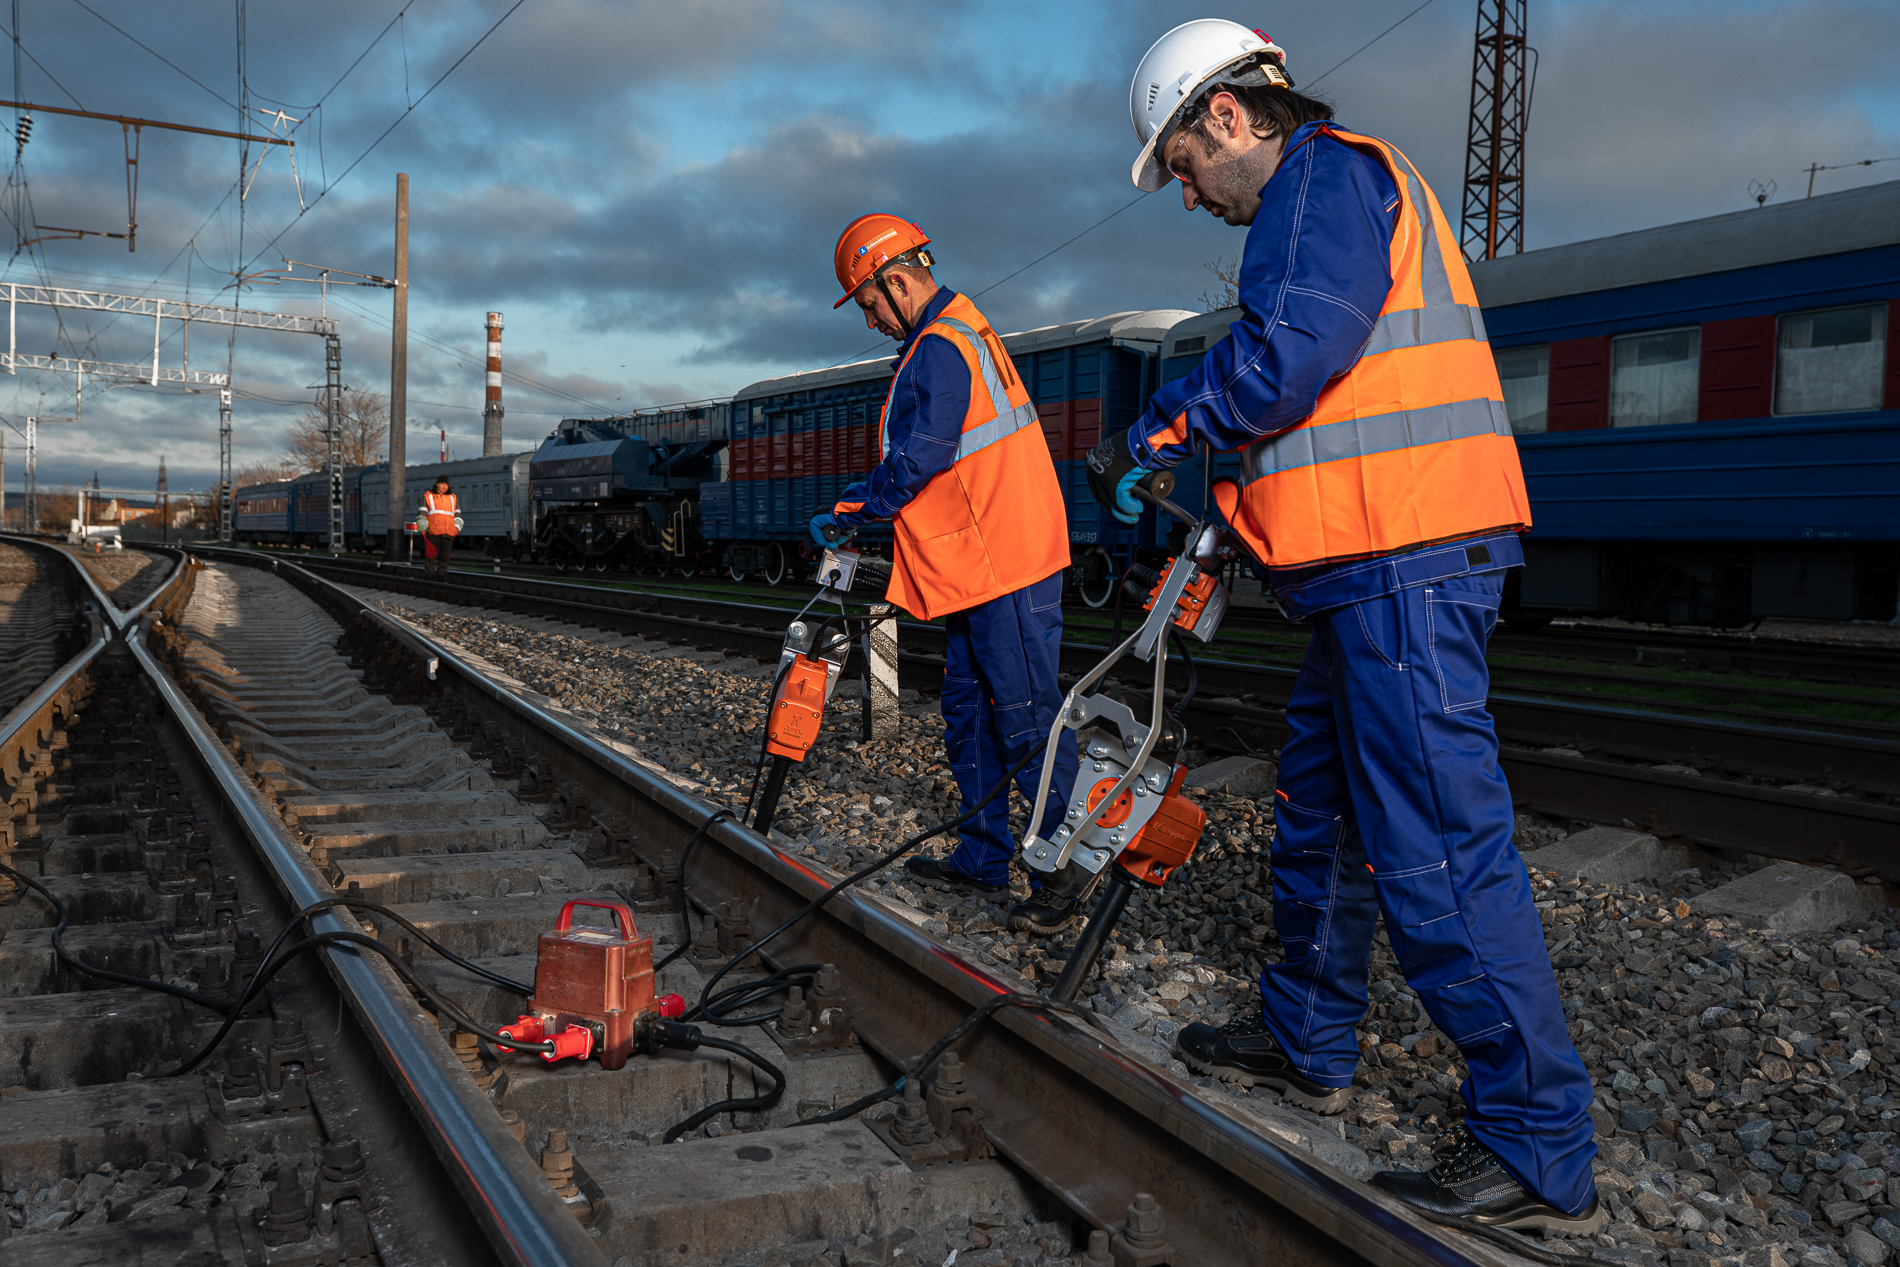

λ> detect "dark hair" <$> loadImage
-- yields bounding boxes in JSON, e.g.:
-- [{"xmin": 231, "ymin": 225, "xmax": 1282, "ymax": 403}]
[{"xmin": 1182, "ymin": 83, "xmax": 1334, "ymax": 152}]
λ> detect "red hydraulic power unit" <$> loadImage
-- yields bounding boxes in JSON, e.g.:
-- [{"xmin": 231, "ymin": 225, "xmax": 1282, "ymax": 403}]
[{"xmin": 499, "ymin": 899, "xmax": 683, "ymax": 1070}]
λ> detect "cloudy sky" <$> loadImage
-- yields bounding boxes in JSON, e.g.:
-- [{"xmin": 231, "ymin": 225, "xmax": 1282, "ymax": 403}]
[{"xmin": 2, "ymin": 0, "xmax": 1896, "ymax": 496}]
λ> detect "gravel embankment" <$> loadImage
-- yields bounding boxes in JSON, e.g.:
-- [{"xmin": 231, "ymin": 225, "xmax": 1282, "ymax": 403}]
[{"xmin": 377, "ymin": 600, "xmax": 1900, "ymax": 1267}]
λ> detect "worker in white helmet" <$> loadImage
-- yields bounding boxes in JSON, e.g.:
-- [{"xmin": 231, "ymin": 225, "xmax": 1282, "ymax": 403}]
[{"xmin": 1090, "ymin": 19, "xmax": 1600, "ymax": 1235}]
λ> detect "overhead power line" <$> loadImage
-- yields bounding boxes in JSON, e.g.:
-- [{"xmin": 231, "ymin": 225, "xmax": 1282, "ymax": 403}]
[
  {"xmin": 236, "ymin": 0, "xmax": 526, "ymax": 277},
  {"xmin": 68, "ymin": 0, "xmax": 237, "ymax": 111}
]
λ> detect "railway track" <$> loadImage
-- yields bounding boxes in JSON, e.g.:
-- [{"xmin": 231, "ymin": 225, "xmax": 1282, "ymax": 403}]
[
  {"xmin": 223, "ymin": 550, "xmax": 1900, "ymax": 883},
  {"xmin": 0, "ymin": 536, "xmax": 1539, "ymax": 1266}
]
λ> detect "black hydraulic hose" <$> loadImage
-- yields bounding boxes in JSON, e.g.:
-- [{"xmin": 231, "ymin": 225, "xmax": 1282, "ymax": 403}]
[
  {"xmin": 162, "ymin": 928, "xmax": 556, "ymax": 1080},
  {"xmin": 693, "ymin": 743, "xmax": 1043, "ymax": 1028},
  {"xmin": 0, "ymin": 860, "xmax": 236, "ymax": 1015},
  {"xmin": 681, "ymin": 963, "xmax": 818, "ymax": 1027},
  {"xmin": 296, "ymin": 895, "xmax": 535, "ymax": 994},
  {"xmin": 659, "ymin": 1032, "xmax": 788, "ymax": 1143},
  {"xmin": 1169, "ymin": 628, "xmax": 1200, "ymax": 719},
  {"xmin": 654, "ymin": 810, "xmax": 736, "ymax": 974},
  {"xmin": 799, "ymin": 992, "xmax": 1109, "ymax": 1126}
]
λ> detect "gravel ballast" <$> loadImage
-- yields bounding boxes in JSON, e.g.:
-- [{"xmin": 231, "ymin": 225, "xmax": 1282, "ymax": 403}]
[{"xmin": 357, "ymin": 593, "xmax": 1900, "ymax": 1267}]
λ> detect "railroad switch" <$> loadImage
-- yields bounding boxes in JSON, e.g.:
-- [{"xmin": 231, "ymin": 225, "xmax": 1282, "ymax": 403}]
[
  {"xmin": 869, "ymin": 1052, "xmax": 991, "ymax": 1166},
  {"xmin": 501, "ymin": 899, "xmax": 685, "ymax": 1070},
  {"xmin": 772, "ymin": 964, "xmax": 856, "ymax": 1054},
  {"xmin": 1109, "ymin": 1192, "xmax": 1176, "ymax": 1267}
]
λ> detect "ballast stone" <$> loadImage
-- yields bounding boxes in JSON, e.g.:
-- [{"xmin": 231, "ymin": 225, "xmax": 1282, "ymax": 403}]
[
  {"xmin": 1184, "ymin": 756, "xmax": 1278, "ymax": 798},
  {"xmin": 1691, "ymin": 862, "xmax": 1886, "ymax": 934},
  {"xmin": 1518, "ymin": 826, "xmax": 1687, "ymax": 886}
]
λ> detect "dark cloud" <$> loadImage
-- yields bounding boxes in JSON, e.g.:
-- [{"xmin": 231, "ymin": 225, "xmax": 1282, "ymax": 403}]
[{"xmin": 5, "ymin": 0, "xmax": 1897, "ymax": 493}]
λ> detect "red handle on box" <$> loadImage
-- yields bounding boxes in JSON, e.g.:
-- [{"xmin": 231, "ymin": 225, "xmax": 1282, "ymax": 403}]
[{"xmin": 555, "ymin": 899, "xmax": 635, "ymax": 940}]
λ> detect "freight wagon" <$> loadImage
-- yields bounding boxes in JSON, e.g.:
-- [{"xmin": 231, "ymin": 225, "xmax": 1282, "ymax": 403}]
[{"xmin": 1472, "ymin": 177, "xmax": 1900, "ymax": 625}]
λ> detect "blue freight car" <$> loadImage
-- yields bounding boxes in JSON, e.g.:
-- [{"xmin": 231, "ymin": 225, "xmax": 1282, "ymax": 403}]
[
  {"xmin": 721, "ymin": 309, "xmax": 1193, "ymax": 598},
  {"xmin": 1472, "ymin": 178, "xmax": 1900, "ymax": 624}
]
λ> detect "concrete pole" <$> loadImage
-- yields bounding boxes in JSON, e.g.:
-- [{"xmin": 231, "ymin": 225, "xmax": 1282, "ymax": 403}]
[
  {"xmin": 482, "ymin": 311, "xmax": 504, "ymax": 456},
  {"xmin": 386, "ymin": 172, "xmax": 409, "ymax": 560}
]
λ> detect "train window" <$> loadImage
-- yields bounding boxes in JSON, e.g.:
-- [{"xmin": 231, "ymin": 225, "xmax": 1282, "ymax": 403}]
[
  {"xmin": 1774, "ymin": 303, "xmax": 1887, "ymax": 416},
  {"xmin": 1494, "ymin": 344, "xmax": 1549, "ymax": 433},
  {"xmin": 1611, "ymin": 327, "xmax": 1700, "ymax": 427}
]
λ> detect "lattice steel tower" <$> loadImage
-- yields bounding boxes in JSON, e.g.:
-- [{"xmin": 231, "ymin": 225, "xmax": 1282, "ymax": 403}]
[{"xmin": 1459, "ymin": 0, "xmax": 1530, "ymax": 261}]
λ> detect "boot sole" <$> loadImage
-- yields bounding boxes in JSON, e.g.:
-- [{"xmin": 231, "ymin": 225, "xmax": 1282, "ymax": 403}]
[
  {"xmin": 1482, "ymin": 1201, "xmax": 1608, "ymax": 1237},
  {"xmin": 1181, "ymin": 1052, "xmax": 1349, "ymax": 1115},
  {"xmin": 908, "ymin": 873, "xmax": 1007, "ymax": 901},
  {"xmin": 1007, "ymin": 911, "xmax": 1078, "ymax": 936}
]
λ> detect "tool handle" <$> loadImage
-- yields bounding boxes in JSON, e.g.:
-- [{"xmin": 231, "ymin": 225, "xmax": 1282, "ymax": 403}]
[
  {"xmin": 1130, "ymin": 471, "xmax": 1195, "ymax": 524},
  {"xmin": 556, "ymin": 898, "xmax": 635, "ymax": 940}
]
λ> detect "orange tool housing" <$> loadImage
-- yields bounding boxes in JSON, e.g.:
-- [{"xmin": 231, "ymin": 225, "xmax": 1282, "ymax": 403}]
[
  {"xmin": 505, "ymin": 900, "xmax": 677, "ymax": 1071},
  {"xmin": 765, "ymin": 654, "xmax": 831, "ymax": 761},
  {"xmin": 1116, "ymin": 766, "xmax": 1205, "ymax": 887},
  {"xmin": 1143, "ymin": 563, "xmax": 1222, "ymax": 636}
]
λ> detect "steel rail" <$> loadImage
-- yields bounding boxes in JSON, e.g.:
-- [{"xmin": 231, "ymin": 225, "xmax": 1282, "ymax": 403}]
[
  {"xmin": 205, "ymin": 545, "xmax": 1519, "ymax": 1267},
  {"xmin": 259, "ymin": 553, "xmax": 1900, "ymax": 798},
  {"xmin": 123, "ymin": 559, "xmax": 609, "ymax": 1267},
  {"xmin": 257, "ymin": 548, "xmax": 1900, "ymax": 877},
  {"xmin": 0, "ymin": 541, "xmax": 109, "ymax": 769}
]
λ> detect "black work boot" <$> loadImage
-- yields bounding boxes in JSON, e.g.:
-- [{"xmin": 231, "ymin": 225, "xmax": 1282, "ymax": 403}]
[
  {"xmin": 903, "ymin": 855, "xmax": 1008, "ymax": 901},
  {"xmin": 1174, "ymin": 1008, "xmax": 1350, "ymax": 1114},
  {"xmin": 1370, "ymin": 1122, "xmax": 1606, "ymax": 1234},
  {"xmin": 1008, "ymin": 884, "xmax": 1092, "ymax": 936}
]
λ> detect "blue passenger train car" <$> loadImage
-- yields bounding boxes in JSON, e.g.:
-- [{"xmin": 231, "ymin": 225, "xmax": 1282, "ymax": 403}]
[
  {"xmin": 720, "ymin": 309, "xmax": 1192, "ymax": 598},
  {"xmin": 1472, "ymin": 179, "xmax": 1900, "ymax": 624}
]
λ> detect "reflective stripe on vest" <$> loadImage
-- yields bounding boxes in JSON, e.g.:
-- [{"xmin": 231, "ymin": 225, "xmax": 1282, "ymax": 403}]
[
  {"xmin": 880, "ymin": 316, "xmax": 1039, "ymax": 463},
  {"xmin": 1241, "ymin": 397, "xmax": 1512, "ymax": 481},
  {"xmin": 1227, "ymin": 125, "xmax": 1529, "ymax": 569}
]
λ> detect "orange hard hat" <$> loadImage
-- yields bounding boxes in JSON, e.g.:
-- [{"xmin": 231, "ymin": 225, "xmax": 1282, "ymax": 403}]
[{"xmin": 831, "ymin": 213, "xmax": 932, "ymax": 309}]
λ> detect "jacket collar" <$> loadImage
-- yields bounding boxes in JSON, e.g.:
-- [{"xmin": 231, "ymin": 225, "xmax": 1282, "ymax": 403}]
[{"xmin": 892, "ymin": 287, "xmax": 958, "ymax": 361}]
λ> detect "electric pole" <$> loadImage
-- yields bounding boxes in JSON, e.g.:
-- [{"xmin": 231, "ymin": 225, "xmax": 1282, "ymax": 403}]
[
  {"xmin": 218, "ymin": 388, "xmax": 232, "ymax": 543},
  {"xmin": 387, "ymin": 172, "xmax": 408, "ymax": 559},
  {"xmin": 1459, "ymin": 0, "xmax": 1530, "ymax": 262}
]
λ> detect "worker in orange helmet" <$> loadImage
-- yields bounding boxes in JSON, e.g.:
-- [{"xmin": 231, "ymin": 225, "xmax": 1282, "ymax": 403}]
[
  {"xmin": 812, "ymin": 214, "xmax": 1082, "ymax": 933},
  {"xmin": 1093, "ymin": 18, "xmax": 1600, "ymax": 1236}
]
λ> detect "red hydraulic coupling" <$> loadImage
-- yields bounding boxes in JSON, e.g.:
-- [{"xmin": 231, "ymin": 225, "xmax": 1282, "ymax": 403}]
[
  {"xmin": 655, "ymin": 993, "xmax": 686, "ymax": 1019},
  {"xmin": 541, "ymin": 1024, "xmax": 594, "ymax": 1064},
  {"xmin": 498, "ymin": 1015, "xmax": 547, "ymax": 1043}
]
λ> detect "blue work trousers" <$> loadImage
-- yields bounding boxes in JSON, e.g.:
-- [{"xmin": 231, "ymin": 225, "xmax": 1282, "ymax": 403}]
[
  {"xmin": 942, "ymin": 572, "xmax": 1078, "ymax": 887},
  {"xmin": 1260, "ymin": 566, "xmax": 1597, "ymax": 1215}
]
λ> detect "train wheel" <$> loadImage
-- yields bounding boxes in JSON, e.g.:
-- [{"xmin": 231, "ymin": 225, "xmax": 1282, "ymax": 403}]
[
  {"xmin": 1078, "ymin": 573, "xmax": 1116, "ymax": 608},
  {"xmin": 764, "ymin": 542, "xmax": 789, "ymax": 586},
  {"xmin": 590, "ymin": 561, "xmax": 608, "ymax": 573},
  {"xmin": 727, "ymin": 561, "xmax": 748, "ymax": 582}
]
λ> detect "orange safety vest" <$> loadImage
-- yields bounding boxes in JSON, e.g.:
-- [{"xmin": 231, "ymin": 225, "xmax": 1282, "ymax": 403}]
[
  {"xmin": 1211, "ymin": 125, "xmax": 1531, "ymax": 572},
  {"xmin": 421, "ymin": 490, "xmax": 459, "ymax": 536},
  {"xmin": 841, "ymin": 292, "xmax": 1069, "ymax": 621}
]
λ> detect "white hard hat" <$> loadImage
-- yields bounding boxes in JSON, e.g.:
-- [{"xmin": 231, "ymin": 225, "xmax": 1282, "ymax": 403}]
[{"xmin": 1128, "ymin": 19, "xmax": 1292, "ymax": 192}]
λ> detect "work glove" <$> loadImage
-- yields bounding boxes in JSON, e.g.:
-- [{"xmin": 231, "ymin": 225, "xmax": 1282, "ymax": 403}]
[
  {"xmin": 453, "ymin": 516, "xmax": 464, "ymax": 532},
  {"xmin": 809, "ymin": 513, "xmax": 857, "ymax": 549},
  {"xmin": 1086, "ymin": 428, "xmax": 1147, "ymax": 525}
]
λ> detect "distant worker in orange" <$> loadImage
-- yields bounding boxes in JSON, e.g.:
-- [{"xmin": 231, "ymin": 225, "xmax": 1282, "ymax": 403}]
[
  {"xmin": 811, "ymin": 215, "xmax": 1082, "ymax": 932},
  {"xmin": 418, "ymin": 475, "xmax": 460, "ymax": 579}
]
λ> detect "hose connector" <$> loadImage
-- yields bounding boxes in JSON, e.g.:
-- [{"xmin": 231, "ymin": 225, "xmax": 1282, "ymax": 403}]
[
  {"xmin": 541, "ymin": 1024, "xmax": 594, "ymax": 1063},
  {"xmin": 499, "ymin": 1014, "xmax": 547, "ymax": 1043}
]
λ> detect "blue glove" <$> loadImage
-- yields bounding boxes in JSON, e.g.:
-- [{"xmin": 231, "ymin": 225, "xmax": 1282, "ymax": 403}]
[
  {"xmin": 1086, "ymin": 429, "xmax": 1145, "ymax": 524},
  {"xmin": 809, "ymin": 513, "xmax": 857, "ymax": 548}
]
